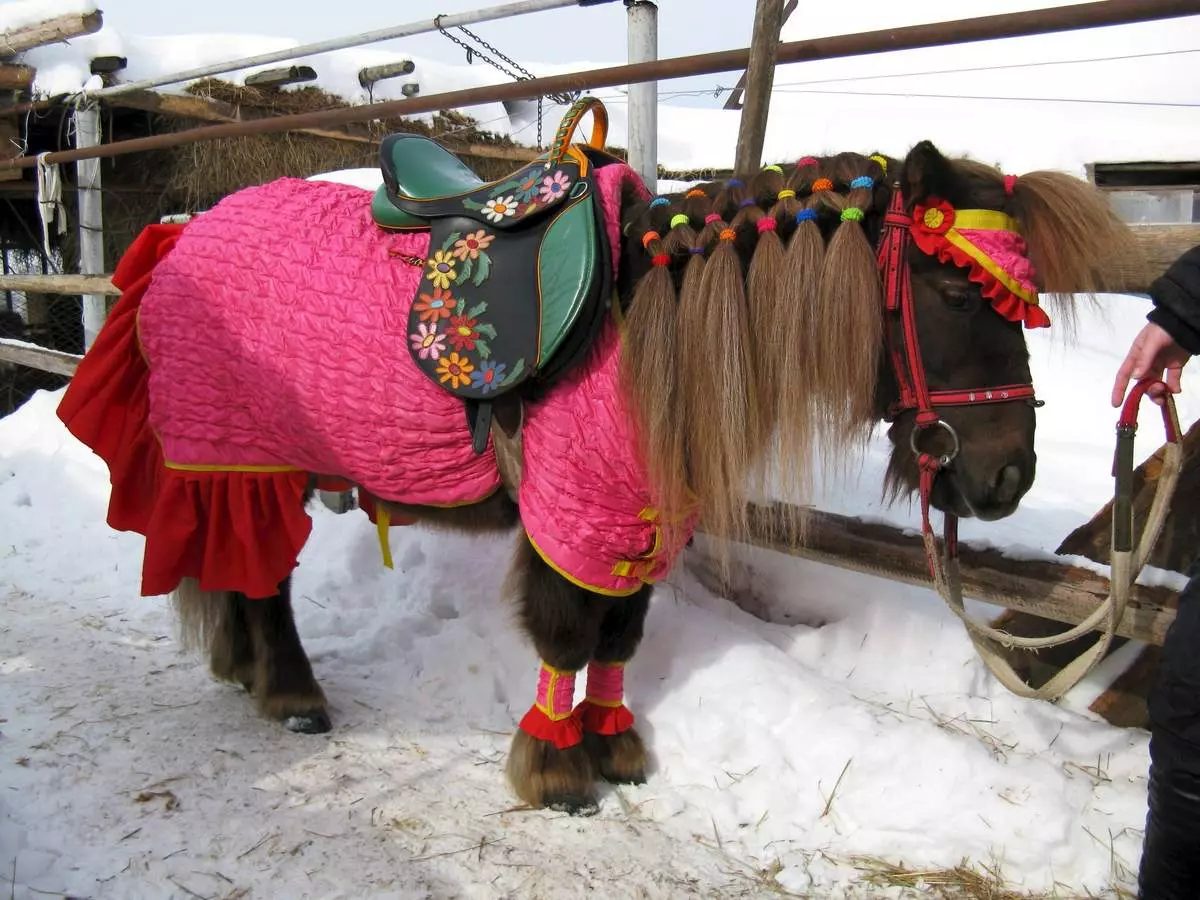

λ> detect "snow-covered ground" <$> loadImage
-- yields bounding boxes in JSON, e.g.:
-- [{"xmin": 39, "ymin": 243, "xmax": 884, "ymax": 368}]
[{"xmin": 2, "ymin": 285, "xmax": 1196, "ymax": 898}]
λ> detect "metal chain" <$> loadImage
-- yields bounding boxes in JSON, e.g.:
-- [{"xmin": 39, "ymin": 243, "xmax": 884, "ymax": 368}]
[{"xmin": 435, "ymin": 16, "xmax": 578, "ymax": 148}]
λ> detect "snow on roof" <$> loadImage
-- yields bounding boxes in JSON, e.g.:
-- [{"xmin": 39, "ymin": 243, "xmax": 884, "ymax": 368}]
[{"xmin": 12, "ymin": 1, "xmax": 1200, "ymax": 177}]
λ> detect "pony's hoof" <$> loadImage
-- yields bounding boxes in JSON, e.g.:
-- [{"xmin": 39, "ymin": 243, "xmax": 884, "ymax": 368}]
[
  {"xmin": 546, "ymin": 795, "xmax": 599, "ymax": 816},
  {"xmin": 506, "ymin": 729, "xmax": 596, "ymax": 812},
  {"xmin": 585, "ymin": 728, "xmax": 647, "ymax": 785},
  {"xmin": 283, "ymin": 710, "xmax": 332, "ymax": 734}
]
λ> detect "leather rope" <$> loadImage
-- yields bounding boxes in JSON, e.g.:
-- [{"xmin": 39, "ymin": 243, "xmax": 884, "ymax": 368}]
[{"xmin": 877, "ymin": 189, "xmax": 1183, "ymax": 701}]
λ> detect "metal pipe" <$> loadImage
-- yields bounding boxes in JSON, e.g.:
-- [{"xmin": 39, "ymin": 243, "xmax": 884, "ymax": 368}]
[
  {"xmin": 87, "ymin": 0, "xmax": 615, "ymax": 99},
  {"xmin": 2, "ymin": 0, "xmax": 1195, "ymax": 171},
  {"xmin": 73, "ymin": 103, "xmax": 106, "ymax": 350},
  {"xmin": 625, "ymin": 1, "xmax": 658, "ymax": 192}
]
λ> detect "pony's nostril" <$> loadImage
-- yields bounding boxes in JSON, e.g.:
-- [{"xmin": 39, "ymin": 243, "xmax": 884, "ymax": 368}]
[{"xmin": 992, "ymin": 465, "xmax": 1022, "ymax": 505}]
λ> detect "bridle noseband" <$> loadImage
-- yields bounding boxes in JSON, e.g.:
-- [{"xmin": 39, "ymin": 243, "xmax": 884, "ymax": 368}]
[{"xmin": 874, "ymin": 189, "xmax": 1042, "ymax": 561}]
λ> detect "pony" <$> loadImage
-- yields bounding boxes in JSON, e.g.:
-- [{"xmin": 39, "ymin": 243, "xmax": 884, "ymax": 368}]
[{"xmin": 56, "ymin": 109, "xmax": 1134, "ymax": 815}]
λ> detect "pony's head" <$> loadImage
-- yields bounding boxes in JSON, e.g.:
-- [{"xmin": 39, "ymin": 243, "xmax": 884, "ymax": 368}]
[{"xmin": 617, "ymin": 142, "xmax": 1134, "ymax": 542}]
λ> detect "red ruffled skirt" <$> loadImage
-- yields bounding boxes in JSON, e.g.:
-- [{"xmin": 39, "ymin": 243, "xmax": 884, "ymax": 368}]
[{"xmin": 57, "ymin": 224, "xmax": 406, "ymax": 599}]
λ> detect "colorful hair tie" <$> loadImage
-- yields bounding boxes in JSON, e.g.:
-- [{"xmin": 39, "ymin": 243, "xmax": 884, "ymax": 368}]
[
  {"xmin": 869, "ymin": 154, "xmax": 888, "ymax": 174},
  {"xmin": 704, "ymin": 213, "xmax": 722, "ymax": 225},
  {"xmin": 840, "ymin": 207, "xmax": 864, "ymax": 222},
  {"xmin": 738, "ymin": 197, "xmax": 756, "ymax": 208},
  {"xmin": 727, "ymin": 178, "xmax": 744, "ymax": 188},
  {"xmin": 651, "ymin": 253, "xmax": 671, "ymax": 267},
  {"xmin": 762, "ymin": 164, "xmax": 784, "ymax": 174},
  {"xmin": 649, "ymin": 197, "xmax": 670, "ymax": 209},
  {"xmin": 685, "ymin": 188, "xmax": 707, "ymax": 199},
  {"xmin": 641, "ymin": 230, "xmax": 661, "ymax": 248},
  {"xmin": 796, "ymin": 209, "xmax": 817, "ymax": 223},
  {"xmin": 718, "ymin": 228, "xmax": 737, "ymax": 241},
  {"xmin": 812, "ymin": 178, "xmax": 834, "ymax": 192},
  {"xmin": 756, "ymin": 217, "xmax": 777, "ymax": 233},
  {"xmin": 777, "ymin": 189, "xmax": 797, "ymax": 200},
  {"xmin": 670, "ymin": 213, "xmax": 690, "ymax": 229},
  {"xmin": 688, "ymin": 245, "xmax": 706, "ymax": 255},
  {"xmin": 797, "ymin": 156, "xmax": 819, "ymax": 167},
  {"xmin": 1003, "ymin": 174, "xmax": 1018, "ymax": 197},
  {"xmin": 850, "ymin": 176, "xmax": 874, "ymax": 190}
]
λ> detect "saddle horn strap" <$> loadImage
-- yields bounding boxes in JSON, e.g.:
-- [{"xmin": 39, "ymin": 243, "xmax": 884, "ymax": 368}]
[{"xmin": 548, "ymin": 96, "xmax": 608, "ymax": 166}]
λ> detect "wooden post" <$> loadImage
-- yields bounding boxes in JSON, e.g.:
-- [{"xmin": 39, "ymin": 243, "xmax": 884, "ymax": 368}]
[
  {"xmin": 0, "ymin": 64, "xmax": 33, "ymax": 90},
  {"xmin": 73, "ymin": 103, "xmax": 107, "ymax": 350},
  {"xmin": 733, "ymin": 0, "xmax": 785, "ymax": 175},
  {"xmin": 723, "ymin": 0, "xmax": 798, "ymax": 111}
]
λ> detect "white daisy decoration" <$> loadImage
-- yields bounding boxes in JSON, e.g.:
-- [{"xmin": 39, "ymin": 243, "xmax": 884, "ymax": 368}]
[{"xmin": 483, "ymin": 195, "xmax": 518, "ymax": 223}]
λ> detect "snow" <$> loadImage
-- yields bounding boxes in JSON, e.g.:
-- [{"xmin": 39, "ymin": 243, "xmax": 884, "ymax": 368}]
[
  {"xmin": 2, "ymin": 267, "xmax": 1196, "ymax": 896},
  {"xmin": 0, "ymin": 0, "xmax": 94, "ymax": 33},
  {"xmin": 12, "ymin": 1, "xmax": 1200, "ymax": 175}
]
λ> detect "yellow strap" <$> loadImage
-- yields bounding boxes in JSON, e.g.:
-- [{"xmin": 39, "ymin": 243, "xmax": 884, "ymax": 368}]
[
  {"xmin": 953, "ymin": 209, "xmax": 1020, "ymax": 233},
  {"xmin": 377, "ymin": 506, "xmax": 394, "ymax": 569}
]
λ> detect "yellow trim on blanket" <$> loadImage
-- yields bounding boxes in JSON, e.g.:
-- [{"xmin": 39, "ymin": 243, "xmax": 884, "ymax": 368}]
[
  {"xmin": 164, "ymin": 461, "xmax": 303, "ymax": 473},
  {"xmin": 526, "ymin": 532, "xmax": 645, "ymax": 597},
  {"xmin": 377, "ymin": 507, "xmax": 394, "ymax": 569}
]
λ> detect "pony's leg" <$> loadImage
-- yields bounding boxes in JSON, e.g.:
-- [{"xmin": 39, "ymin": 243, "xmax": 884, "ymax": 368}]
[
  {"xmin": 580, "ymin": 587, "xmax": 652, "ymax": 785},
  {"xmin": 506, "ymin": 536, "xmax": 611, "ymax": 815},
  {"xmin": 237, "ymin": 577, "xmax": 331, "ymax": 734},
  {"xmin": 174, "ymin": 578, "xmax": 254, "ymax": 692}
]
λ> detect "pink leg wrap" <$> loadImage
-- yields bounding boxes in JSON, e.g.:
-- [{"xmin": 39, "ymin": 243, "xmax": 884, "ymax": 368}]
[
  {"xmin": 518, "ymin": 662, "xmax": 584, "ymax": 749},
  {"xmin": 576, "ymin": 661, "xmax": 635, "ymax": 736}
]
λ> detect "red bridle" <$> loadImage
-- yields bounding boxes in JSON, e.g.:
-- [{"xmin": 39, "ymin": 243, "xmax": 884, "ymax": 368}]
[{"xmin": 875, "ymin": 190, "xmax": 1041, "ymax": 567}]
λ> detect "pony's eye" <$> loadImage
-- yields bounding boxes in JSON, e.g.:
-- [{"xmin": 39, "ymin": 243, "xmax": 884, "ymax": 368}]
[{"xmin": 943, "ymin": 288, "xmax": 972, "ymax": 310}]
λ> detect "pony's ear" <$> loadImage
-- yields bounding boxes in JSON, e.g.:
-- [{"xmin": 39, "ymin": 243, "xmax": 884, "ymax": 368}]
[{"xmin": 900, "ymin": 141, "xmax": 966, "ymax": 206}]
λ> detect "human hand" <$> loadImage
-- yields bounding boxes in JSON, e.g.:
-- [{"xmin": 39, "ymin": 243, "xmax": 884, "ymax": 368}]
[{"xmin": 1111, "ymin": 322, "xmax": 1191, "ymax": 407}]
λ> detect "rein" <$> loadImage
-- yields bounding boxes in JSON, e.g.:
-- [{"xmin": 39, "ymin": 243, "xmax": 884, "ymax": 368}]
[{"xmin": 875, "ymin": 188, "xmax": 1183, "ymax": 701}]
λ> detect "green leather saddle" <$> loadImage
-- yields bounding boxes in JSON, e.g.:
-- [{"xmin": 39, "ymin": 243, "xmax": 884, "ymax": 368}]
[{"xmin": 372, "ymin": 97, "xmax": 615, "ymax": 453}]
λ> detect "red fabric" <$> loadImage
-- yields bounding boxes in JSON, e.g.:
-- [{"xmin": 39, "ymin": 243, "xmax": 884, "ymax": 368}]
[
  {"xmin": 57, "ymin": 223, "xmax": 317, "ymax": 599},
  {"xmin": 575, "ymin": 699, "xmax": 635, "ymax": 736},
  {"xmin": 518, "ymin": 704, "xmax": 584, "ymax": 750}
]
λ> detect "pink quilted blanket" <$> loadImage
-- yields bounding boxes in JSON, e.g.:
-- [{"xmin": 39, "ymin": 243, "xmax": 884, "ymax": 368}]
[{"xmin": 138, "ymin": 178, "xmax": 500, "ymax": 507}]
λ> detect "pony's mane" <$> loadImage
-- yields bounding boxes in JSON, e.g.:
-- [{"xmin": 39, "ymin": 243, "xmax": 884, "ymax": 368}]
[{"xmin": 618, "ymin": 150, "xmax": 1133, "ymax": 548}]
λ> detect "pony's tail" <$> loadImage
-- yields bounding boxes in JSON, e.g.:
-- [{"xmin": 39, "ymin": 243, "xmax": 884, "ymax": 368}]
[
  {"xmin": 680, "ymin": 187, "xmax": 760, "ymax": 543},
  {"xmin": 812, "ymin": 155, "xmax": 885, "ymax": 455},
  {"xmin": 620, "ymin": 203, "xmax": 688, "ymax": 518}
]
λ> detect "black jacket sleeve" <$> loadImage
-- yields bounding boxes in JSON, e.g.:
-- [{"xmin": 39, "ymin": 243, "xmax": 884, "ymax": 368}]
[{"xmin": 1148, "ymin": 244, "xmax": 1200, "ymax": 356}]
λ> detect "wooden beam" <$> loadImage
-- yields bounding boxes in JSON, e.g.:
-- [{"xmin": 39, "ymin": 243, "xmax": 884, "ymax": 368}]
[
  {"xmin": 0, "ymin": 337, "xmax": 80, "ymax": 377},
  {"xmin": 358, "ymin": 60, "xmax": 415, "ymax": 89},
  {"xmin": 721, "ymin": 503, "xmax": 1178, "ymax": 646},
  {"xmin": 0, "ymin": 10, "xmax": 103, "ymax": 57},
  {"xmin": 243, "ymin": 65, "xmax": 318, "ymax": 89},
  {"xmin": 0, "ymin": 274, "xmax": 119, "ymax": 295},
  {"xmin": 733, "ymin": 0, "xmax": 785, "ymax": 175},
  {"xmin": 0, "ymin": 63, "xmax": 33, "ymax": 90},
  {"xmin": 1120, "ymin": 224, "xmax": 1200, "ymax": 293},
  {"xmin": 108, "ymin": 89, "xmax": 378, "ymax": 145}
]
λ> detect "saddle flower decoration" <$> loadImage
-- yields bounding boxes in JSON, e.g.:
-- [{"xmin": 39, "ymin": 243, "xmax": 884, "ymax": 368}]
[
  {"xmin": 408, "ymin": 227, "xmax": 510, "ymax": 394},
  {"xmin": 909, "ymin": 197, "xmax": 1050, "ymax": 329}
]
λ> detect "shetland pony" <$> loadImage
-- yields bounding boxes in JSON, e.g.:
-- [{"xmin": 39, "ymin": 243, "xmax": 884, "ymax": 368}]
[{"xmin": 58, "ymin": 139, "xmax": 1133, "ymax": 815}]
